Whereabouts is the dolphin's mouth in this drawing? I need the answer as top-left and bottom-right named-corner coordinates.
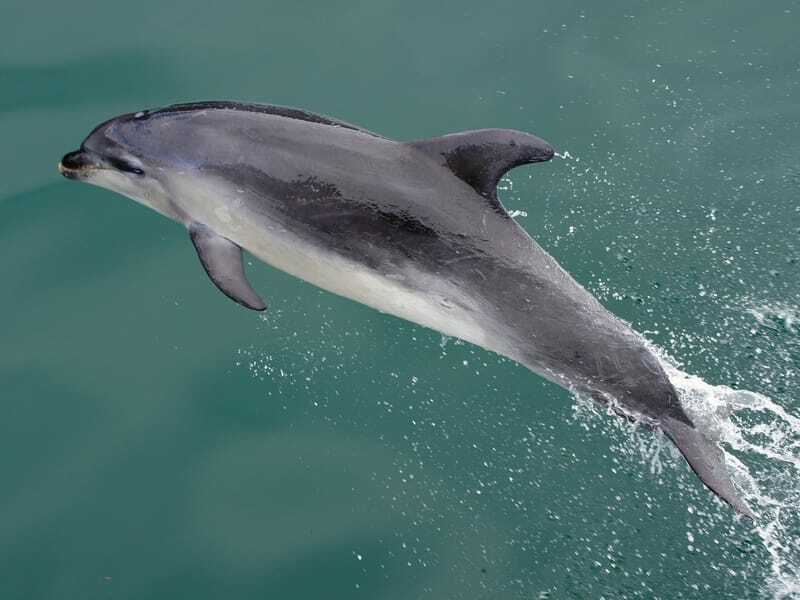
top-left (58, 149), bottom-right (98, 179)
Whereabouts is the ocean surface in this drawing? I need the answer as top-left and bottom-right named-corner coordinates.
top-left (2, 1), bottom-right (798, 598)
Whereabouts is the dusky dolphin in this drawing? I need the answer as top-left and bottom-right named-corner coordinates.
top-left (59, 101), bottom-right (754, 518)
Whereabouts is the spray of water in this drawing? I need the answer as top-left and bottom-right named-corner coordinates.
top-left (660, 357), bottom-right (800, 598)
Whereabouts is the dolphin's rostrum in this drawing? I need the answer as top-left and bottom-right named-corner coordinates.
top-left (59, 101), bottom-right (754, 519)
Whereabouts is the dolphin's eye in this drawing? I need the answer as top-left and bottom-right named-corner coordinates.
top-left (109, 157), bottom-right (144, 175)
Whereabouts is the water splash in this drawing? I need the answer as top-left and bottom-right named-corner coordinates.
top-left (747, 304), bottom-right (800, 335)
top-left (659, 359), bottom-right (800, 599)
top-left (571, 350), bottom-right (800, 598)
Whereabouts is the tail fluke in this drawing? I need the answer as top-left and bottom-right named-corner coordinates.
top-left (661, 416), bottom-right (756, 520)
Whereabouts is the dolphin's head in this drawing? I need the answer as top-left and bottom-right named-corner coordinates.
top-left (60, 112), bottom-right (150, 180)
top-left (59, 110), bottom-right (180, 219)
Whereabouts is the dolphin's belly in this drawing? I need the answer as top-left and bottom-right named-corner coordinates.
top-left (167, 165), bottom-right (524, 355)
top-left (245, 218), bottom-right (507, 352)
top-left (181, 176), bottom-right (504, 354)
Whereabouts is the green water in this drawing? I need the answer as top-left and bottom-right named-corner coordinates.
top-left (2, 1), bottom-right (799, 598)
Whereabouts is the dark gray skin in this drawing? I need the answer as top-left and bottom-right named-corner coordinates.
top-left (59, 101), bottom-right (754, 518)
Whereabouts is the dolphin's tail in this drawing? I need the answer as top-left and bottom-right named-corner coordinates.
top-left (661, 416), bottom-right (756, 519)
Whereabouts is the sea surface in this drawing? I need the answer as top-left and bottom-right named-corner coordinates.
top-left (1, 1), bottom-right (798, 598)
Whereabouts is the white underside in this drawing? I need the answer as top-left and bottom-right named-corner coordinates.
top-left (91, 169), bottom-right (506, 355)
top-left (246, 226), bottom-right (494, 349)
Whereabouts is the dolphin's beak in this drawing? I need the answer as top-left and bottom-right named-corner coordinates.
top-left (58, 149), bottom-right (97, 179)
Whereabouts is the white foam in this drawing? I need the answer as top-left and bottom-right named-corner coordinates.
top-left (747, 303), bottom-right (799, 335)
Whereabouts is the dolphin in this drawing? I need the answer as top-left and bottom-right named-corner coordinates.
top-left (59, 101), bottom-right (754, 518)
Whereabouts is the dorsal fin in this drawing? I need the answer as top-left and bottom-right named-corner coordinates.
top-left (408, 129), bottom-right (555, 204)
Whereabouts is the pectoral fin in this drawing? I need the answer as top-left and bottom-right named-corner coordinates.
top-left (189, 223), bottom-right (266, 311)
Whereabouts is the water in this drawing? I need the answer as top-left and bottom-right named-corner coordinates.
top-left (2, 1), bottom-right (799, 598)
